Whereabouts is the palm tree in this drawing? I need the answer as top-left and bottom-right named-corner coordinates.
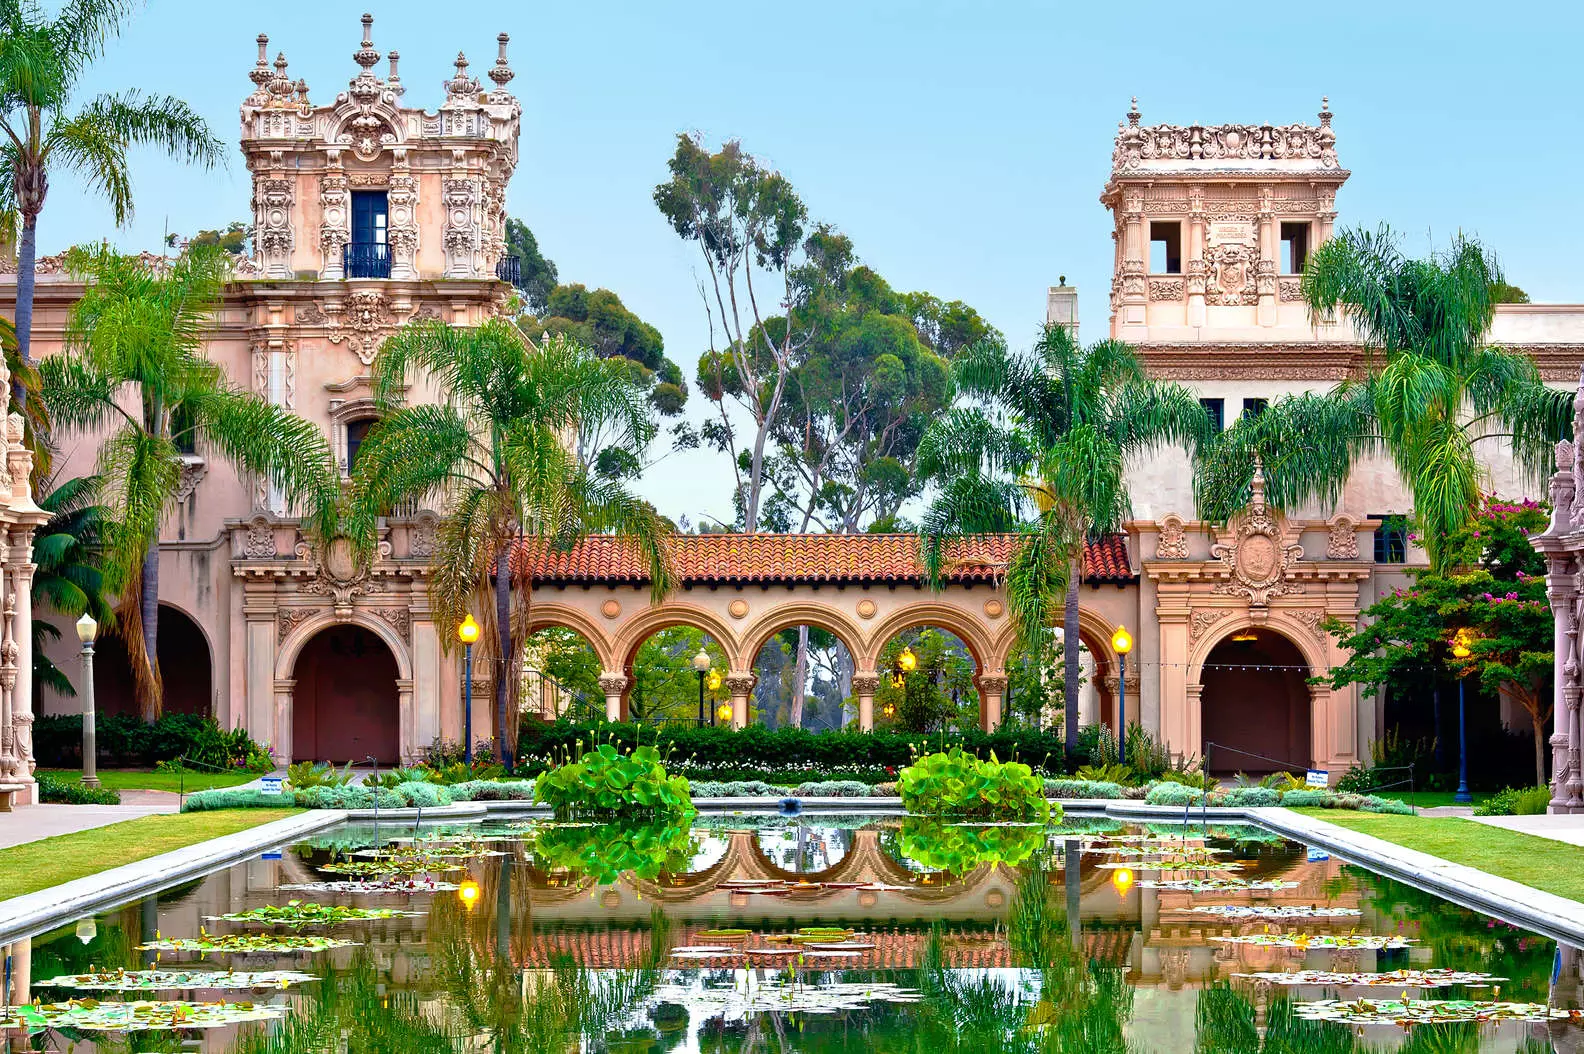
top-left (0, 0), bottom-right (224, 368)
top-left (918, 324), bottom-right (1210, 765)
top-left (1195, 226), bottom-right (1570, 573)
top-left (350, 320), bottom-right (674, 773)
top-left (30, 472), bottom-right (114, 702)
top-left (0, 316), bottom-right (50, 480)
top-left (41, 244), bottom-right (339, 719)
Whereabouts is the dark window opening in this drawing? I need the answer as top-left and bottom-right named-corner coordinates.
top-left (1242, 397), bottom-right (1268, 420)
top-left (346, 191), bottom-right (390, 278)
top-left (1149, 222), bottom-right (1182, 275)
top-left (1373, 513), bottom-right (1409, 564)
top-left (171, 404), bottom-right (197, 455)
top-left (1280, 222), bottom-right (1310, 275)
top-left (1200, 397), bottom-right (1225, 432)
top-left (345, 418), bottom-right (375, 474)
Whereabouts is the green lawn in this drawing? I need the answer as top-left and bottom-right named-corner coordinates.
top-left (36, 768), bottom-right (260, 793)
top-left (1371, 789), bottom-right (1491, 809)
top-left (1292, 808), bottom-right (1584, 903)
top-left (0, 809), bottom-right (303, 901)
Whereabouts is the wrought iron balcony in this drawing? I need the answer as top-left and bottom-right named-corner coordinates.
top-left (496, 253), bottom-right (522, 288)
top-left (343, 240), bottom-right (391, 279)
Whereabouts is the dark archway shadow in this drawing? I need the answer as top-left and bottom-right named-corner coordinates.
top-left (93, 604), bottom-right (214, 719)
top-left (292, 624), bottom-right (400, 763)
top-left (1201, 629), bottom-right (1311, 775)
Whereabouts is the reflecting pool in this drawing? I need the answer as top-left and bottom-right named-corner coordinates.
top-left (4, 814), bottom-right (1581, 1052)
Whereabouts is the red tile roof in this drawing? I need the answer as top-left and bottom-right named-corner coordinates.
top-left (506, 533), bottom-right (1134, 586)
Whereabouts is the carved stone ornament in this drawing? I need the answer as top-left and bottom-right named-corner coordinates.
top-left (1204, 242), bottom-right (1259, 306)
top-left (1148, 279), bottom-right (1184, 301)
top-left (728, 599), bottom-right (749, 619)
top-left (1210, 460), bottom-right (1305, 606)
top-left (850, 673), bottom-right (881, 696)
top-left (600, 599), bottom-right (621, 619)
top-left (243, 515), bottom-right (277, 559)
top-left (298, 534), bottom-right (388, 615)
top-left (724, 672), bottom-right (757, 696)
top-left (1111, 97), bottom-right (1339, 173)
top-left (370, 606), bottom-right (412, 642)
top-left (1290, 607), bottom-right (1331, 646)
top-left (1189, 608), bottom-right (1232, 642)
top-left (1278, 278), bottom-right (1304, 302)
top-left (1325, 515), bottom-right (1359, 560)
top-left (296, 301), bottom-right (328, 326)
top-left (277, 606), bottom-right (315, 644)
top-left (328, 290), bottom-right (396, 365)
top-left (408, 511), bottom-right (438, 559)
top-left (856, 599), bottom-right (877, 619)
top-left (1156, 514), bottom-right (1191, 559)
top-left (175, 454), bottom-right (207, 503)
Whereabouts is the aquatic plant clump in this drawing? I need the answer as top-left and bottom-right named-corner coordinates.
top-left (898, 747), bottom-right (1053, 821)
top-left (1137, 878), bottom-right (1299, 891)
top-left (1209, 932), bottom-right (1415, 950)
top-left (0, 998), bottom-right (290, 1032)
top-left (535, 742), bottom-right (696, 819)
top-left (1188, 905), bottom-right (1362, 919)
top-left (647, 979), bottom-right (923, 1015)
top-left (1235, 969), bottom-right (1505, 988)
top-left (897, 816), bottom-right (1048, 874)
top-left (1293, 997), bottom-right (1581, 1026)
top-left (206, 900), bottom-right (421, 927)
top-left (530, 817), bottom-right (697, 883)
top-left (35, 969), bottom-right (319, 991)
top-left (137, 933), bottom-right (358, 954)
top-left (278, 879), bottom-right (460, 894)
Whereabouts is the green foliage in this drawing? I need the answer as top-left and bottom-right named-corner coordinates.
top-left (872, 629), bottom-right (979, 732)
top-left (285, 761), bottom-right (354, 790)
top-left (791, 779), bottom-right (873, 797)
top-left (531, 818), bottom-right (696, 884)
top-left (1474, 786), bottom-right (1551, 816)
top-left (1074, 762), bottom-right (1136, 786)
top-left (1214, 786), bottom-right (1280, 808)
top-left (898, 747), bottom-right (1052, 820)
top-left (30, 474), bottom-right (116, 703)
top-left (292, 785), bottom-right (403, 810)
top-left (624, 625), bottom-right (728, 726)
top-left (446, 779), bottom-right (535, 802)
top-left (35, 772), bottom-right (121, 804)
top-left (1044, 778), bottom-right (1123, 799)
top-left (180, 787), bottom-right (295, 812)
top-left (896, 817), bottom-right (1052, 874)
top-left (170, 221), bottom-right (249, 255)
top-left (1155, 768), bottom-right (1218, 791)
top-left (1276, 788), bottom-right (1416, 814)
top-left (533, 742), bottom-right (695, 819)
top-left (392, 781), bottom-right (452, 808)
top-left (1145, 782), bottom-right (1205, 806)
top-left (369, 766), bottom-right (439, 790)
top-left (687, 779), bottom-right (782, 797)
top-left (32, 712), bottom-right (271, 770)
top-left (504, 216), bottom-right (559, 314)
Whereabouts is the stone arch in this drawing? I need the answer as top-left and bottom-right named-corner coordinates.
top-left (1187, 613), bottom-right (1327, 683)
top-left (989, 607), bottom-right (1125, 729)
top-left (276, 611), bottom-right (414, 682)
top-left (611, 603), bottom-right (740, 673)
top-left (737, 602), bottom-right (865, 675)
top-left (524, 603), bottom-right (618, 671)
top-left (859, 603), bottom-right (996, 672)
top-left (90, 601), bottom-right (216, 720)
top-left (288, 621), bottom-right (403, 764)
top-left (1192, 619), bottom-right (1319, 774)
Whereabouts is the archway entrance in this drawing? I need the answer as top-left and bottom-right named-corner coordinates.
top-left (92, 604), bottom-right (214, 719)
top-left (1200, 629), bottom-right (1311, 775)
top-left (292, 624), bottom-right (399, 763)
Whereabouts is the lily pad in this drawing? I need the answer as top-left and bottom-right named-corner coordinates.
top-left (35, 969), bottom-right (318, 992)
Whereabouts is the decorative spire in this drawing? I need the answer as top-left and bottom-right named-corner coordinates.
top-left (489, 32), bottom-right (515, 93)
top-left (1127, 96), bottom-right (1141, 127)
top-left (1249, 456), bottom-right (1267, 512)
top-left (267, 52), bottom-right (295, 101)
top-left (387, 50), bottom-right (404, 95)
top-left (294, 78), bottom-right (310, 106)
top-left (353, 12), bottom-right (381, 73)
top-left (249, 34), bottom-right (272, 90)
top-left (444, 51), bottom-right (481, 100)
top-left (1318, 95), bottom-right (1333, 128)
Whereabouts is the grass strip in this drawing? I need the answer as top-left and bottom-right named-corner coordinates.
top-left (0, 809), bottom-right (302, 902)
top-left (1292, 808), bottom-right (1584, 903)
top-left (36, 768), bottom-right (260, 793)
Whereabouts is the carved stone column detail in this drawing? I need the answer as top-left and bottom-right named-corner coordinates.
top-left (598, 672), bottom-right (629, 723)
top-left (851, 672), bottom-right (880, 732)
top-left (387, 169), bottom-right (419, 279)
top-left (318, 172), bottom-right (349, 279)
top-left (442, 176), bottom-right (478, 278)
top-left (725, 672), bottom-right (757, 731)
top-left (253, 175), bottom-right (294, 278)
top-left (976, 672), bottom-right (1008, 732)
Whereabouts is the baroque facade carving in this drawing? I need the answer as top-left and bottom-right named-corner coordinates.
top-left (1209, 461), bottom-right (1305, 606)
top-left (1156, 514), bottom-right (1190, 559)
top-left (1189, 608), bottom-right (1232, 643)
top-left (328, 290), bottom-right (396, 364)
top-left (1111, 97), bottom-right (1339, 172)
top-left (1148, 279), bottom-right (1183, 301)
top-left (1325, 516), bottom-right (1359, 560)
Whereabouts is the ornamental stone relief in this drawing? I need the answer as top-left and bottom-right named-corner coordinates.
top-left (1279, 278), bottom-right (1304, 301)
top-left (1111, 98), bottom-right (1338, 171)
top-left (1210, 461), bottom-right (1305, 606)
top-left (1148, 279), bottom-right (1184, 301)
top-left (1289, 607), bottom-right (1330, 646)
top-left (1155, 514), bottom-right (1190, 559)
top-left (327, 290), bottom-right (396, 365)
top-left (277, 606), bottom-right (315, 644)
top-left (243, 515), bottom-right (277, 559)
top-left (1326, 516), bottom-right (1360, 560)
top-left (1189, 608), bottom-right (1232, 643)
top-left (253, 176), bottom-right (294, 278)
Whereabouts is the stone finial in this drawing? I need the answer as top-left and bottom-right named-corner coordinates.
top-left (387, 50), bottom-right (404, 95)
top-left (445, 51), bottom-right (480, 99)
top-left (267, 52), bottom-right (295, 100)
top-left (1128, 96), bottom-right (1141, 126)
top-left (250, 34), bottom-right (272, 88)
top-left (353, 12), bottom-right (381, 72)
top-left (293, 78), bottom-right (310, 105)
top-left (1319, 95), bottom-right (1333, 127)
top-left (489, 32), bottom-right (515, 91)
top-left (1249, 455), bottom-right (1268, 511)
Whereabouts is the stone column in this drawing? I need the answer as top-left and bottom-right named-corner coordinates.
top-left (1185, 185), bottom-right (1206, 327)
top-left (1256, 187), bottom-right (1277, 327)
top-left (598, 672), bottom-right (629, 723)
top-left (272, 679), bottom-right (295, 765)
top-left (726, 672), bottom-right (756, 731)
top-left (852, 672), bottom-right (880, 732)
top-left (977, 672), bottom-right (1008, 733)
top-left (1551, 557), bottom-right (1576, 810)
top-left (1157, 614), bottom-right (1192, 761)
top-left (1118, 189), bottom-right (1148, 340)
top-left (1185, 683), bottom-right (1204, 767)
top-left (396, 677), bottom-right (415, 763)
top-left (245, 594), bottom-right (278, 761)
top-left (11, 529), bottom-right (35, 787)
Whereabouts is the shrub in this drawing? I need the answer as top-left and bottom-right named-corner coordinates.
top-left (369, 767), bottom-right (439, 790)
top-left (792, 780), bottom-right (873, 798)
top-left (1123, 726), bottom-right (1175, 782)
top-left (35, 772), bottom-right (120, 805)
top-left (448, 779), bottom-right (536, 802)
top-left (1335, 764), bottom-right (1376, 794)
top-left (393, 781), bottom-right (452, 808)
top-left (182, 787), bottom-right (293, 812)
top-left (1044, 778), bottom-right (1122, 800)
top-left (1360, 795), bottom-right (1415, 815)
top-left (534, 743), bottom-right (694, 818)
top-left (286, 761), bottom-right (354, 790)
top-left (34, 713), bottom-right (273, 770)
top-left (1155, 769), bottom-right (1217, 791)
top-left (1074, 763), bottom-right (1137, 786)
top-left (1474, 785), bottom-right (1552, 816)
top-left (1275, 788), bottom-right (1330, 807)
top-left (873, 781), bottom-right (898, 796)
top-left (898, 748), bottom-right (1050, 821)
top-left (688, 779), bottom-right (780, 798)
top-left (293, 785), bottom-right (404, 810)
top-left (1214, 787), bottom-right (1279, 808)
top-left (1144, 782), bottom-right (1204, 806)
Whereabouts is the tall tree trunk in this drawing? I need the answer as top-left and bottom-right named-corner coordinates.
top-left (1062, 563), bottom-right (1080, 769)
top-left (1535, 712), bottom-right (1548, 789)
top-left (494, 544), bottom-right (513, 774)
top-left (139, 538), bottom-right (161, 721)
top-left (14, 215), bottom-right (37, 407)
top-left (789, 624), bottom-right (809, 729)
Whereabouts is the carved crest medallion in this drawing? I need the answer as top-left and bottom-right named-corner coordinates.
top-left (1209, 461), bottom-right (1305, 606)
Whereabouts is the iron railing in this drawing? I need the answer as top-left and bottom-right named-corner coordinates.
top-left (343, 241), bottom-right (391, 279)
top-left (495, 253), bottom-right (522, 288)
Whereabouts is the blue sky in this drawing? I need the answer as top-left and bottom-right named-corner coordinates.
top-left (46, 0), bottom-right (1584, 525)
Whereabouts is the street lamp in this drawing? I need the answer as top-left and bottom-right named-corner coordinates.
top-left (458, 615), bottom-right (481, 765)
top-left (691, 647), bottom-right (711, 727)
top-left (1451, 632), bottom-right (1473, 805)
top-left (1111, 625), bottom-right (1133, 753)
top-left (76, 613), bottom-right (100, 788)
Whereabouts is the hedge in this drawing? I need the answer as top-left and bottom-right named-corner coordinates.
top-left (181, 779), bottom-right (537, 812)
top-left (35, 772), bottom-right (121, 805)
top-left (34, 713), bottom-right (271, 770)
top-left (517, 721), bottom-right (1068, 774)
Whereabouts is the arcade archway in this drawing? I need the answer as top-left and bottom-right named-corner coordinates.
top-left (1199, 628), bottom-right (1311, 774)
top-left (92, 603), bottom-right (214, 719)
top-left (291, 624), bottom-right (400, 763)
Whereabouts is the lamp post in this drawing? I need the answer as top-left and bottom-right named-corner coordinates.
top-left (1451, 633), bottom-right (1472, 806)
top-left (458, 615), bottom-right (481, 765)
top-left (1111, 625), bottom-right (1133, 754)
top-left (691, 647), bottom-right (711, 727)
top-left (76, 614), bottom-right (100, 788)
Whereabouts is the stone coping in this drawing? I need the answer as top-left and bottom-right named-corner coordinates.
top-left (6, 799), bottom-right (1583, 952)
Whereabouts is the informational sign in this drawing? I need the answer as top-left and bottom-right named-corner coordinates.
top-left (1306, 769), bottom-right (1329, 789)
top-left (1306, 847), bottom-right (1330, 863)
top-left (260, 776), bottom-right (283, 796)
top-left (262, 850), bottom-right (283, 860)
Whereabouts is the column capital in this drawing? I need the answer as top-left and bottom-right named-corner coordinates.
top-left (725, 671), bottom-right (757, 696)
top-left (597, 672), bottom-right (630, 695)
top-left (851, 671), bottom-right (881, 695)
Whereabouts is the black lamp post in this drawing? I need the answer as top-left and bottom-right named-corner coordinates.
top-left (1111, 625), bottom-right (1133, 749)
top-left (692, 647), bottom-right (711, 727)
top-left (1452, 633), bottom-right (1472, 805)
top-left (458, 615), bottom-right (480, 764)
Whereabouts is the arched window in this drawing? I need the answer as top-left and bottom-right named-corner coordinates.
top-left (345, 417), bottom-right (375, 474)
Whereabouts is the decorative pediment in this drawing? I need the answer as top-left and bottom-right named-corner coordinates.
top-left (1209, 461), bottom-right (1305, 606)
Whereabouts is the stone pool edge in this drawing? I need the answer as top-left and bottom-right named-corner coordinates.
top-left (0, 810), bottom-right (346, 945)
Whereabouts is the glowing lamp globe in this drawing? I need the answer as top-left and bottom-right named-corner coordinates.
top-left (691, 647), bottom-right (711, 673)
top-left (1451, 632), bottom-right (1471, 660)
top-left (1111, 626), bottom-right (1133, 655)
top-left (1110, 866), bottom-right (1134, 896)
top-left (457, 615), bottom-right (481, 646)
top-left (458, 879), bottom-right (481, 910)
top-left (76, 612), bottom-right (99, 644)
top-left (716, 703), bottom-right (733, 723)
top-left (897, 647), bottom-right (918, 673)
top-left (706, 669), bottom-right (723, 692)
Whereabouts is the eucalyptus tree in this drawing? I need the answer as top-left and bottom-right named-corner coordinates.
top-left (350, 321), bottom-right (673, 770)
top-left (1194, 227), bottom-right (1570, 573)
top-left (0, 0), bottom-right (224, 367)
top-left (919, 324), bottom-right (1211, 763)
top-left (42, 244), bottom-right (339, 719)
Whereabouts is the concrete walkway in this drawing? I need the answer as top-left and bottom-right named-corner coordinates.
top-left (1472, 812), bottom-right (1584, 847)
top-left (0, 796), bottom-right (179, 850)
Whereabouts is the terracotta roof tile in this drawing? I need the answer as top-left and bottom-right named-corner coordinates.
top-left (506, 533), bottom-right (1134, 586)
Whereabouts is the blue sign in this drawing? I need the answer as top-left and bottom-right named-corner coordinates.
top-left (260, 776), bottom-right (283, 796)
top-left (262, 850), bottom-right (282, 860)
top-left (1306, 846), bottom-right (1330, 863)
